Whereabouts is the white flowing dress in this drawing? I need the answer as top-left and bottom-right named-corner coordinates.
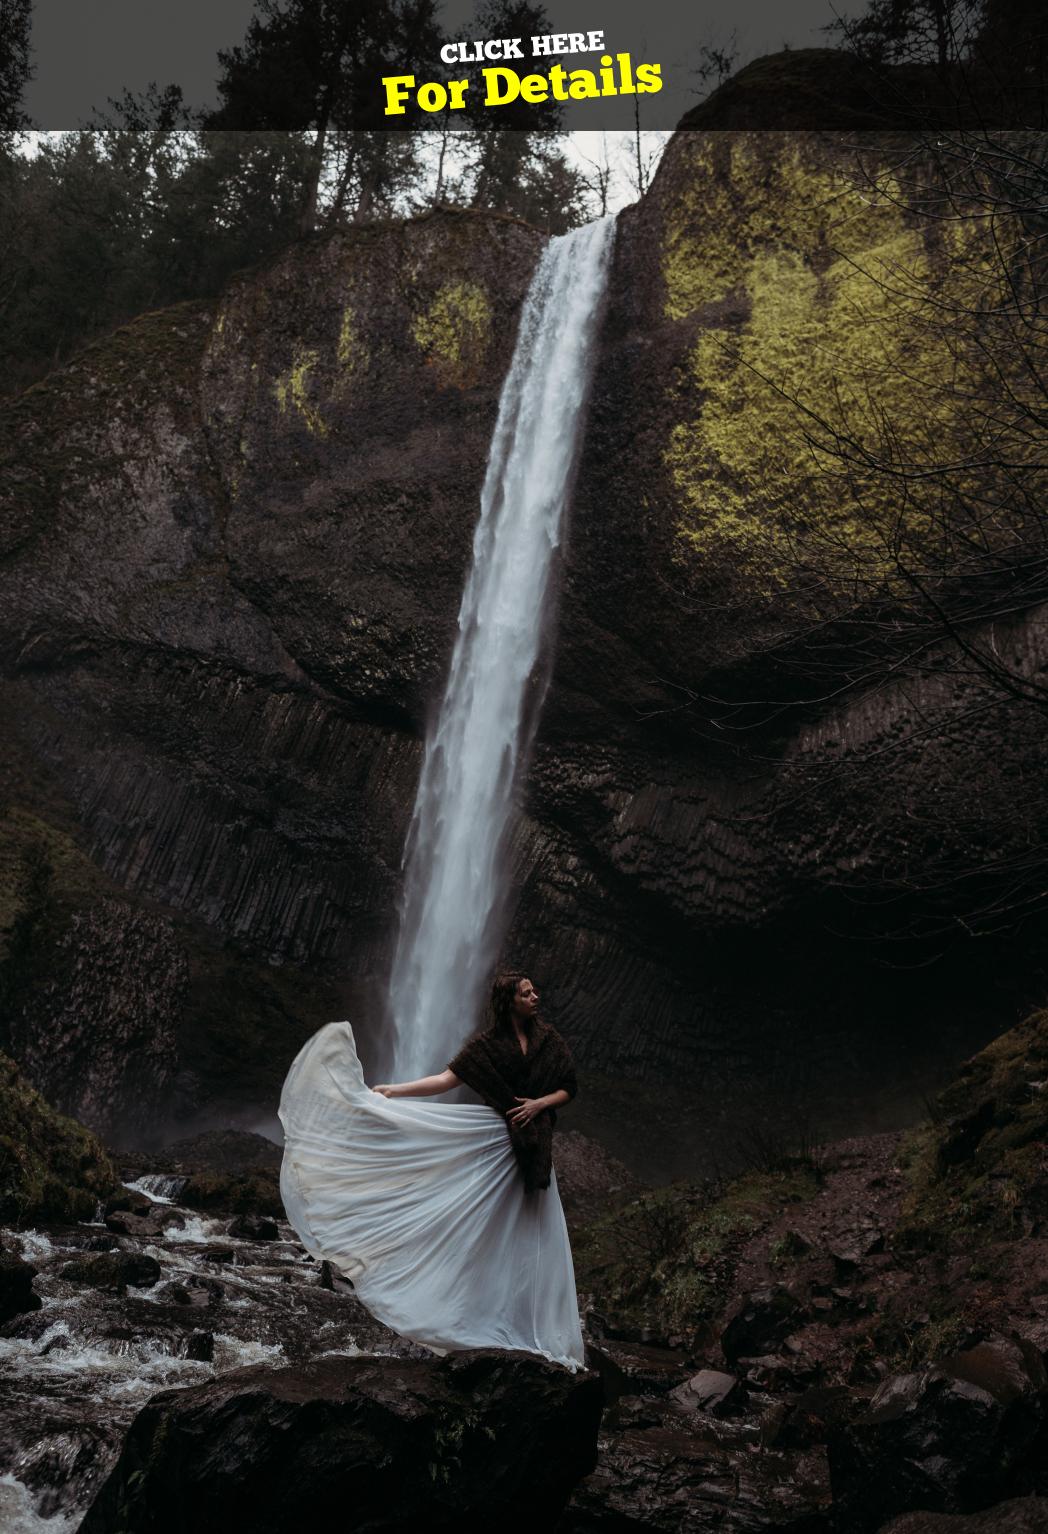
top-left (277, 1020), bottom-right (586, 1370)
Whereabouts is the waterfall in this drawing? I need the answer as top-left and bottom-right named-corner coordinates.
top-left (385, 214), bottom-right (617, 1080)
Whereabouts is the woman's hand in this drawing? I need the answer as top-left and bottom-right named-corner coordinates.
top-left (371, 1085), bottom-right (395, 1098)
top-left (507, 1095), bottom-right (545, 1127)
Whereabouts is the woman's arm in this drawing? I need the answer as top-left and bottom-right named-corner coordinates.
top-left (371, 1068), bottom-right (462, 1099)
top-left (507, 1087), bottom-right (571, 1126)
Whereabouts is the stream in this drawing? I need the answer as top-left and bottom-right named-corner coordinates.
top-left (0, 1165), bottom-right (426, 1531)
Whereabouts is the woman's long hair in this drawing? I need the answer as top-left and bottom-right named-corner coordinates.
top-left (489, 968), bottom-right (542, 1037)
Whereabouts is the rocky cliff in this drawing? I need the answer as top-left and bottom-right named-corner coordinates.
top-left (1, 135), bottom-right (1043, 1160)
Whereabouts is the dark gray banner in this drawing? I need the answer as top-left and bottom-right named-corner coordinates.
top-left (21, 0), bottom-right (870, 130)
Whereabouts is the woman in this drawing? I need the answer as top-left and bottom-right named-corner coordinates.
top-left (278, 971), bottom-right (585, 1369)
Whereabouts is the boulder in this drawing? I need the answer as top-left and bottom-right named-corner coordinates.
top-left (83, 1234), bottom-right (122, 1252)
top-left (776, 1385), bottom-right (871, 1450)
top-left (59, 1252), bottom-right (161, 1290)
top-left (104, 1207), bottom-right (184, 1238)
top-left (78, 1349), bottom-right (602, 1533)
top-left (669, 1369), bottom-right (741, 1416)
top-left (227, 1212), bottom-right (279, 1241)
top-left (103, 1187), bottom-right (155, 1217)
top-left (877, 1495), bottom-right (1048, 1532)
top-left (721, 1286), bottom-right (809, 1365)
top-left (0, 1250), bottom-right (41, 1324)
top-left (183, 1330), bottom-right (214, 1362)
top-left (200, 1245), bottom-right (235, 1264)
top-left (829, 1335), bottom-right (1048, 1531)
top-left (154, 1276), bottom-right (225, 1307)
top-left (826, 1227), bottom-right (885, 1273)
top-left (561, 1401), bottom-right (833, 1532)
top-left (177, 1170), bottom-right (282, 1218)
top-left (738, 1353), bottom-right (823, 1393)
top-left (585, 1339), bottom-right (693, 1402)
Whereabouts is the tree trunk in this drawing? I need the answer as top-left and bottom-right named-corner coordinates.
top-left (299, 120), bottom-right (328, 236)
top-left (934, 0), bottom-right (950, 71)
top-left (326, 135), bottom-right (359, 225)
top-left (634, 97), bottom-right (645, 196)
top-left (434, 128), bottom-right (448, 205)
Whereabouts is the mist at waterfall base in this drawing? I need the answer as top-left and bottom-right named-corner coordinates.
top-left (378, 215), bottom-right (617, 1084)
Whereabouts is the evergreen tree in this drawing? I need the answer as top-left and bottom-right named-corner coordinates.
top-left (202, 0), bottom-right (443, 231)
top-left (460, 0), bottom-right (585, 230)
top-left (0, 132), bottom-right (321, 395)
top-left (467, 129), bottom-right (587, 232)
top-left (0, 0), bottom-right (32, 129)
top-left (825, 0), bottom-right (1048, 117)
top-left (92, 82), bottom-right (196, 132)
top-left (148, 132), bottom-right (314, 295)
top-left (826, 0), bottom-right (976, 70)
top-left (970, 0), bottom-right (1048, 98)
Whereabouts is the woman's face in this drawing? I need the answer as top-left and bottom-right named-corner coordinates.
top-left (515, 977), bottom-right (540, 1017)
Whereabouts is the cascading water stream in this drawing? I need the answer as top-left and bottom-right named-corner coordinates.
top-left (385, 215), bottom-right (617, 1080)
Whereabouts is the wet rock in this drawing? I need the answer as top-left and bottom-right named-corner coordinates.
top-left (103, 1208), bottom-right (183, 1239)
top-left (721, 1286), bottom-right (809, 1364)
top-left (603, 1394), bottom-right (674, 1433)
top-left (318, 1258), bottom-right (354, 1292)
top-left (0, 1251), bottom-right (41, 1324)
top-left (84, 1234), bottom-right (122, 1252)
top-left (738, 1353), bottom-right (822, 1393)
top-left (200, 1246), bottom-right (236, 1264)
top-left (777, 1385), bottom-right (871, 1450)
top-left (178, 1170), bottom-right (282, 1218)
top-left (79, 1350), bottom-right (602, 1533)
top-left (154, 1276), bottom-right (225, 1307)
top-left (228, 1213), bottom-right (279, 1241)
top-left (183, 1330), bottom-right (214, 1362)
top-left (0, 1306), bottom-right (66, 1343)
top-left (829, 1334), bottom-right (1048, 1531)
top-left (585, 1339), bottom-right (693, 1402)
top-left (103, 1188), bottom-right (155, 1217)
top-left (826, 1227), bottom-right (885, 1273)
top-left (947, 1334), bottom-right (1048, 1402)
top-left (561, 1403), bottom-right (833, 1532)
top-left (0, 1418), bottom-right (121, 1524)
top-left (668, 1369), bottom-right (741, 1416)
top-left (59, 1252), bottom-right (161, 1290)
top-left (877, 1495), bottom-right (1048, 1531)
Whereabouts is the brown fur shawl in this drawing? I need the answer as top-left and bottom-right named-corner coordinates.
top-left (446, 1020), bottom-right (578, 1194)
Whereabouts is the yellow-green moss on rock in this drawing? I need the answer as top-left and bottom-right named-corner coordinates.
top-left (662, 136), bottom-right (905, 321)
top-left (660, 135), bottom-right (1040, 608)
top-left (0, 1048), bottom-right (119, 1224)
top-left (411, 280), bottom-right (493, 389)
top-left (336, 303), bottom-right (368, 375)
top-left (273, 347), bottom-right (328, 437)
